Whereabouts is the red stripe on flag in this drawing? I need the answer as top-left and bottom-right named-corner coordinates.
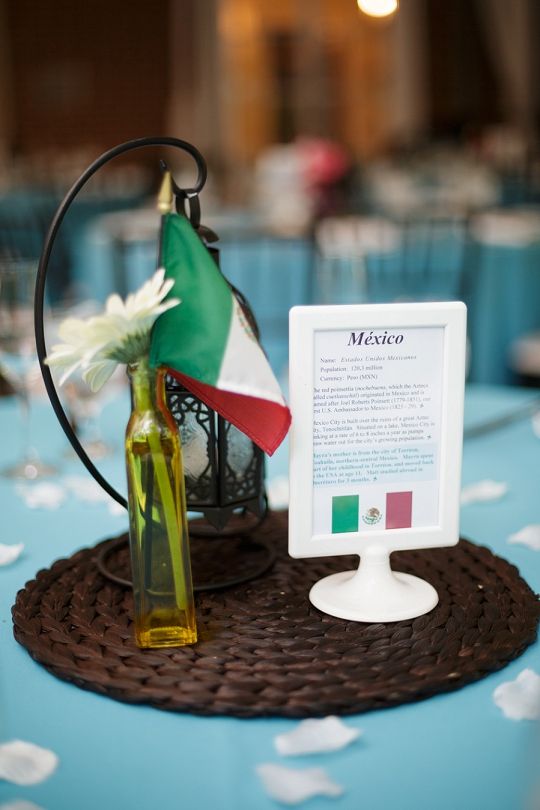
top-left (166, 369), bottom-right (291, 456)
top-left (386, 491), bottom-right (412, 529)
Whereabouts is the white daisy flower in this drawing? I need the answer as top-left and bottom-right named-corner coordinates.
top-left (46, 269), bottom-right (180, 391)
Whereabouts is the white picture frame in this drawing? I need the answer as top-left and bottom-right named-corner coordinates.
top-left (288, 301), bottom-right (467, 622)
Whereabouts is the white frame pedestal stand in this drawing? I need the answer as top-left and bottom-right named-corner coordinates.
top-left (309, 545), bottom-right (438, 623)
top-left (289, 302), bottom-right (467, 624)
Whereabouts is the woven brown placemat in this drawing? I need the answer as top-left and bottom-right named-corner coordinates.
top-left (12, 511), bottom-right (540, 717)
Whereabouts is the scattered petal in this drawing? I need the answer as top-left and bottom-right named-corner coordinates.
top-left (63, 475), bottom-right (109, 503)
top-left (52, 476), bottom-right (129, 518)
top-left (508, 525), bottom-right (540, 551)
top-left (493, 669), bottom-right (540, 720)
top-left (256, 764), bottom-right (344, 805)
top-left (0, 801), bottom-right (45, 810)
top-left (63, 477), bottom-right (126, 517)
top-left (108, 500), bottom-right (126, 516)
top-left (460, 480), bottom-right (508, 505)
top-left (0, 740), bottom-right (58, 786)
top-left (275, 717), bottom-right (361, 757)
top-left (267, 475), bottom-right (289, 510)
top-left (0, 543), bottom-right (24, 566)
top-left (16, 483), bottom-right (66, 510)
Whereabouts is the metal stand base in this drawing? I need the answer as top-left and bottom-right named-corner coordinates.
top-left (96, 530), bottom-right (276, 593)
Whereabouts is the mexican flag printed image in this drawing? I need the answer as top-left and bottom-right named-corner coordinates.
top-left (331, 490), bottom-right (413, 534)
top-left (150, 212), bottom-right (291, 455)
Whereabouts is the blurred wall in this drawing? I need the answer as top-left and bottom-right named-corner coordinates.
top-left (166, 0), bottom-right (222, 163)
top-left (0, 0), bottom-right (538, 188)
top-left (1, 0), bottom-right (170, 157)
top-left (218, 0), bottom-right (401, 164)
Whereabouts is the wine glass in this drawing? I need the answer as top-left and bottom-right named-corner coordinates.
top-left (62, 376), bottom-right (114, 459)
top-left (0, 259), bottom-right (58, 479)
top-left (46, 299), bottom-right (124, 460)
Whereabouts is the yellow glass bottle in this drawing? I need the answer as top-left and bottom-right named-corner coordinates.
top-left (125, 358), bottom-right (197, 648)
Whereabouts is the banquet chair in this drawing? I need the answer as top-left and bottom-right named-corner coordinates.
top-left (0, 209), bottom-right (47, 261)
top-left (314, 216), bottom-right (400, 304)
top-left (364, 211), bottom-right (470, 303)
top-left (508, 332), bottom-right (540, 386)
top-left (0, 201), bottom-right (70, 300)
top-left (314, 212), bottom-right (470, 306)
top-left (219, 234), bottom-right (314, 377)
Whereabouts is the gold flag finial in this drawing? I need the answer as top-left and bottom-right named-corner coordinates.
top-left (157, 171), bottom-right (174, 214)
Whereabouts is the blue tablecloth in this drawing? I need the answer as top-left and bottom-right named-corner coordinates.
top-left (466, 239), bottom-right (540, 385)
top-left (0, 384), bottom-right (539, 809)
top-left (220, 238), bottom-right (313, 379)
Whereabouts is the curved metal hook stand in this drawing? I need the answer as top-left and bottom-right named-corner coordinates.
top-left (34, 136), bottom-right (208, 509)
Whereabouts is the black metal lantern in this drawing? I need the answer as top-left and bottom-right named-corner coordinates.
top-left (34, 137), bottom-right (273, 590)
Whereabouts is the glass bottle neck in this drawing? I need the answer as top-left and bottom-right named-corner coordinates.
top-left (128, 358), bottom-right (158, 412)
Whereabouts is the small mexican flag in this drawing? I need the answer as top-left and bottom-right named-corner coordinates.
top-left (149, 211), bottom-right (291, 455)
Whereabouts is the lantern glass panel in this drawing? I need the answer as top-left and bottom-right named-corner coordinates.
top-left (220, 420), bottom-right (264, 507)
top-left (226, 423), bottom-right (254, 478)
top-left (167, 381), bottom-right (218, 507)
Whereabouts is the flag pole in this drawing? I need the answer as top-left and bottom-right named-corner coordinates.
top-left (157, 166), bottom-right (174, 266)
top-left (142, 169), bottom-right (175, 590)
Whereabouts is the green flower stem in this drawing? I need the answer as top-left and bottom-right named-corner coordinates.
top-left (130, 358), bottom-right (186, 609)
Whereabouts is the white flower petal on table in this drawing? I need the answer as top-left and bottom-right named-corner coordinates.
top-left (275, 716), bottom-right (361, 756)
top-left (267, 476), bottom-right (289, 511)
top-left (493, 669), bottom-right (540, 720)
top-left (0, 740), bottom-right (58, 786)
top-left (256, 764), bottom-right (344, 805)
top-left (460, 480), bottom-right (508, 506)
top-left (108, 500), bottom-right (126, 517)
top-left (16, 483), bottom-right (66, 510)
top-left (508, 525), bottom-right (540, 551)
top-left (63, 475), bottom-right (109, 503)
top-left (0, 801), bottom-right (45, 810)
top-left (64, 477), bottom-right (126, 516)
top-left (0, 543), bottom-right (24, 566)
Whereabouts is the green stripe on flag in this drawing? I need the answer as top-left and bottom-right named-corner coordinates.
top-left (150, 213), bottom-right (233, 384)
top-left (332, 495), bottom-right (359, 534)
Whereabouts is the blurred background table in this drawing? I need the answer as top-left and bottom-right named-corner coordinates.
top-left (63, 200), bottom-right (540, 389)
top-left (467, 209), bottom-right (540, 384)
top-left (0, 382), bottom-right (539, 809)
